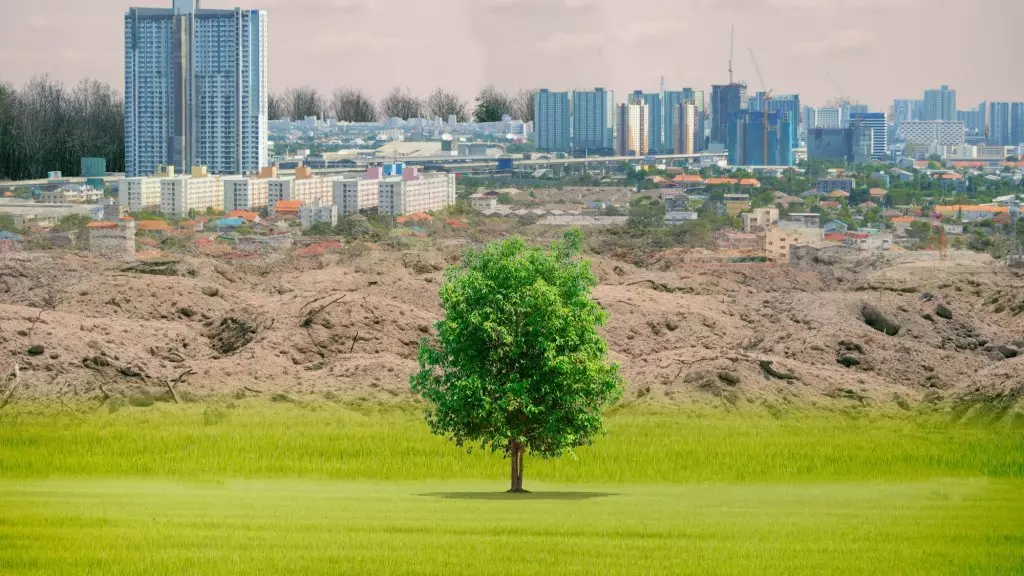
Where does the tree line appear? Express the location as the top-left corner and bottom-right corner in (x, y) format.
(0, 77), (124, 181)
(270, 86), (536, 125)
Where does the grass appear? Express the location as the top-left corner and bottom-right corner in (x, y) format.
(0, 402), (1022, 575)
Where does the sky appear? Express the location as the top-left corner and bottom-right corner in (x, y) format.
(1, 0), (1021, 111)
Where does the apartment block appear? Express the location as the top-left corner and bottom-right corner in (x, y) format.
(124, 0), (268, 177)
(159, 166), (223, 217)
(300, 204), (338, 229)
(118, 176), (163, 213)
(333, 167), (384, 215)
(534, 89), (571, 153)
(223, 176), (270, 212)
(616, 102), (649, 157)
(571, 88), (616, 155)
(897, 121), (966, 147)
(267, 167), (334, 211)
(377, 168), (456, 215)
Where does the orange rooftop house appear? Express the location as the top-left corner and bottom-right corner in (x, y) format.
(890, 216), (916, 237)
(739, 178), (762, 188)
(826, 189), (850, 203)
(272, 200), (302, 217)
(934, 205), (1013, 223)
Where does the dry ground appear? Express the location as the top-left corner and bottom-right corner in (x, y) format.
(1, 244), (1022, 413)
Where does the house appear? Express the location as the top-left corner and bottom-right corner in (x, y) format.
(741, 208), (779, 233)
(272, 199), (301, 217)
(858, 201), (879, 210)
(823, 220), (849, 234)
(934, 205), (1013, 223)
(943, 224), (964, 235)
(819, 201), (841, 209)
(826, 190), (851, 202)
(868, 188), (888, 200)
(787, 213), (820, 228)
(738, 178), (762, 188)
(723, 194), (751, 216)
(137, 220), (172, 234)
(705, 178), (740, 186)
(891, 216), (915, 236)
(763, 226), (824, 262)
(817, 178), (855, 195)
(882, 209), (903, 219)
(889, 169), (913, 183)
(469, 191), (500, 212)
(212, 217), (246, 230)
(226, 210), (261, 223)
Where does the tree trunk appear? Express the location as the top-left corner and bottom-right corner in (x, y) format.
(508, 440), (526, 493)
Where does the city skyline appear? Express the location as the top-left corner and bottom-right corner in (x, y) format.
(1, 0), (1021, 111)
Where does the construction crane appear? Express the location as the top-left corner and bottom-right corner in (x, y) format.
(748, 48), (772, 165)
(728, 25), (735, 84)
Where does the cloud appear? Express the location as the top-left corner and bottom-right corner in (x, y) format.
(536, 18), (684, 52)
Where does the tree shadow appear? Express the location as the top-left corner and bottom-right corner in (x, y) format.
(419, 492), (617, 501)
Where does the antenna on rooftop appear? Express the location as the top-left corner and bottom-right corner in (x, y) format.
(728, 25), (735, 84)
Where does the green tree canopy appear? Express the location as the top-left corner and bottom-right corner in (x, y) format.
(410, 230), (623, 492)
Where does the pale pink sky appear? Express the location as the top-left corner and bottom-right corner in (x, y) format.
(1, 0), (1021, 110)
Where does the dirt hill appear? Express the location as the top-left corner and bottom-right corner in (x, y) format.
(1, 245), (1022, 417)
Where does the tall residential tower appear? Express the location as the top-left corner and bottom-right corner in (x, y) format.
(534, 89), (571, 153)
(125, 0), (268, 177)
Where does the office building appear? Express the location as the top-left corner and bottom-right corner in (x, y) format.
(989, 102), (1011, 146)
(898, 121), (966, 147)
(377, 168), (456, 215)
(222, 176), (270, 212)
(922, 85), (956, 121)
(616, 102), (649, 157)
(333, 167), (384, 215)
(710, 83), (747, 145)
(893, 99), (923, 123)
(957, 103), (987, 137)
(673, 102), (699, 155)
(628, 91), (662, 153)
(159, 166), (223, 217)
(571, 88), (615, 155)
(534, 89), (571, 153)
(764, 94), (801, 143)
(849, 112), (888, 160)
(726, 111), (793, 166)
(124, 0), (268, 177)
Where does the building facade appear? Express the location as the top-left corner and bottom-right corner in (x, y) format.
(571, 88), (615, 155)
(710, 83), (747, 145)
(377, 169), (456, 215)
(534, 89), (571, 153)
(118, 176), (163, 213)
(299, 204), (338, 229)
(267, 173), (334, 210)
(892, 99), (923, 123)
(159, 167), (223, 217)
(922, 85), (957, 121)
(957, 103), (987, 138)
(222, 176), (269, 212)
(849, 112), (888, 160)
(898, 121), (966, 147)
(673, 102), (699, 155)
(1011, 102), (1024, 146)
(616, 103), (649, 157)
(989, 102), (1011, 146)
(124, 0), (268, 177)
(727, 111), (793, 166)
(628, 91), (661, 154)
(333, 168), (383, 215)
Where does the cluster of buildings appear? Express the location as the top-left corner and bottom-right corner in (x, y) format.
(117, 162), (456, 224)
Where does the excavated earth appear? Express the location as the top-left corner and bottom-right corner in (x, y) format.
(1, 245), (1023, 418)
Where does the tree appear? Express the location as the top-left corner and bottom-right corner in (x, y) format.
(0, 214), (16, 232)
(426, 89), (468, 122)
(331, 88), (378, 123)
(410, 230), (623, 493)
(473, 86), (512, 123)
(268, 91), (284, 121)
(627, 197), (666, 233)
(285, 86), (325, 120)
(512, 89), (536, 123)
(380, 87), (422, 120)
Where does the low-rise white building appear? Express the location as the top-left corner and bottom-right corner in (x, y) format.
(378, 168), (456, 215)
(333, 167), (383, 215)
(469, 191), (500, 212)
(223, 176), (270, 212)
(159, 167), (223, 217)
(300, 203), (338, 229)
(118, 177), (162, 213)
(42, 186), (104, 204)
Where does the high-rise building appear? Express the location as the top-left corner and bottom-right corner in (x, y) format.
(726, 111), (793, 166)
(803, 106), (843, 130)
(616, 102), (649, 157)
(893, 99), (923, 123)
(629, 91), (662, 153)
(956, 102), (987, 137)
(989, 102), (1011, 146)
(1011, 103), (1024, 146)
(662, 90), (699, 154)
(571, 88), (615, 155)
(765, 94), (801, 144)
(898, 121), (966, 147)
(534, 89), (571, 153)
(673, 102), (699, 155)
(710, 83), (747, 145)
(125, 0), (268, 177)
(922, 85), (957, 121)
(849, 112), (888, 160)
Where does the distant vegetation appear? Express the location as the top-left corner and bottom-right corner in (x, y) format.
(0, 76), (124, 180)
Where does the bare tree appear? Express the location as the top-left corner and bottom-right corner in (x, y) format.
(331, 88), (379, 123)
(426, 89), (468, 123)
(268, 91), (284, 120)
(285, 86), (326, 120)
(513, 89), (536, 123)
(380, 87), (423, 120)
(473, 85), (513, 123)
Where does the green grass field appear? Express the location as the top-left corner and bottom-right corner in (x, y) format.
(1, 402), (1022, 575)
